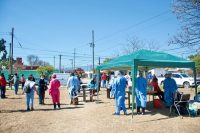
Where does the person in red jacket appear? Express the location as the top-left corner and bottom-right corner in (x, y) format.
(150, 76), (164, 101)
(49, 74), (61, 110)
(21, 74), (25, 90)
(0, 73), (7, 98)
(101, 73), (107, 88)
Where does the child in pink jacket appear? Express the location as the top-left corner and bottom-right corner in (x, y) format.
(49, 74), (61, 110)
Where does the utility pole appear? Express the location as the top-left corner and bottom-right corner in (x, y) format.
(69, 59), (73, 70)
(73, 48), (76, 69)
(98, 57), (101, 65)
(53, 56), (55, 69)
(90, 30), (95, 74)
(9, 43), (12, 74)
(59, 55), (62, 73)
(10, 28), (14, 75)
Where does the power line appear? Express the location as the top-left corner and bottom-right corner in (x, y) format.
(95, 10), (170, 43)
(95, 16), (173, 54)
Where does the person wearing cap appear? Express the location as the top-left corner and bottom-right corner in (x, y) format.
(49, 74), (61, 110)
(136, 71), (147, 115)
(67, 72), (80, 104)
(163, 72), (177, 107)
(111, 71), (128, 115)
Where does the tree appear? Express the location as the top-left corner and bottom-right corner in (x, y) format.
(36, 65), (54, 78)
(169, 0), (200, 52)
(124, 36), (143, 54)
(123, 36), (160, 54)
(0, 38), (7, 60)
(27, 55), (39, 65)
(27, 54), (50, 66)
(103, 58), (112, 64)
(188, 54), (200, 76)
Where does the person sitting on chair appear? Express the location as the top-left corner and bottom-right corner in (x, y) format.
(150, 76), (164, 101)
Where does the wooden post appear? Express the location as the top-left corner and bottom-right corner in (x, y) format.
(89, 89), (93, 102)
(82, 85), (87, 102)
(128, 91), (130, 109)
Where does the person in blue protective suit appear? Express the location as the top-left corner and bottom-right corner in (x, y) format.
(136, 71), (147, 115)
(67, 72), (80, 104)
(111, 71), (128, 115)
(163, 72), (177, 107)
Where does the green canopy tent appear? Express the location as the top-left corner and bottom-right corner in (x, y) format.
(96, 49), (197, 117)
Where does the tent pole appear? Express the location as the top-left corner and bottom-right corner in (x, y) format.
(96, 69), (100, 103)
(193, 67), (197, 98)
(131, 64), (137, 118)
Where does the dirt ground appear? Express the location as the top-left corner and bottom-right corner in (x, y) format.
(0, 83), (200, 133)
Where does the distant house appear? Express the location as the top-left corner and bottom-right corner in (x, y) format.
(13, 57), (39, 70)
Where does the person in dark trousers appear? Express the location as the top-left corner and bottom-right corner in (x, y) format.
(11, 73), (19, 95)
(0, 73), (7, 98)
(38, 75), (47, 104)
(21, 74), (25, 90)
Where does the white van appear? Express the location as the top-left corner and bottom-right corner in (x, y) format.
(53, 73), (70, 86)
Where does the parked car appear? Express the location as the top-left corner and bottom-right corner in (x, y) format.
(158, 73), (200, 88)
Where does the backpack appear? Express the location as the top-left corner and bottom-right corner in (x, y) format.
(24, 83), (31, 93)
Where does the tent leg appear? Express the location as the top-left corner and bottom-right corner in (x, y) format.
(193, 67), (197, 99)
(96, 69), (100, 104)
(131, 65), (137, 118)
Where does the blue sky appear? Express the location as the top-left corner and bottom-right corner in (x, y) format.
(0, 0), (189, 69)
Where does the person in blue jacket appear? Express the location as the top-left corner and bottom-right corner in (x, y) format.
(136, 71), (147, 115)
(163, 72), (178, 107)
(111, 71), (128, 115)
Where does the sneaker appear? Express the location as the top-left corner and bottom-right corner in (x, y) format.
(137, 112), (141, 115)
(112, 112), (120, 115)
(30, 107), (34, 111)
(141, 112), (145, 115)
(26, 107), (30, 111)
(124, 112), (128, 115)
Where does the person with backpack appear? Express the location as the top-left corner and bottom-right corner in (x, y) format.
(0, 73), (7, 98)
(23, 75), (38, 111)
(49, 74), (61, 110)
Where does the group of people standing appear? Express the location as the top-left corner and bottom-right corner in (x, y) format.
(21, 74), (47, 111)
(0, 72), (81, 111)
(108, 70), (178, 116)
(0, 73), (25, 98)
(135, 71), (177, 115)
